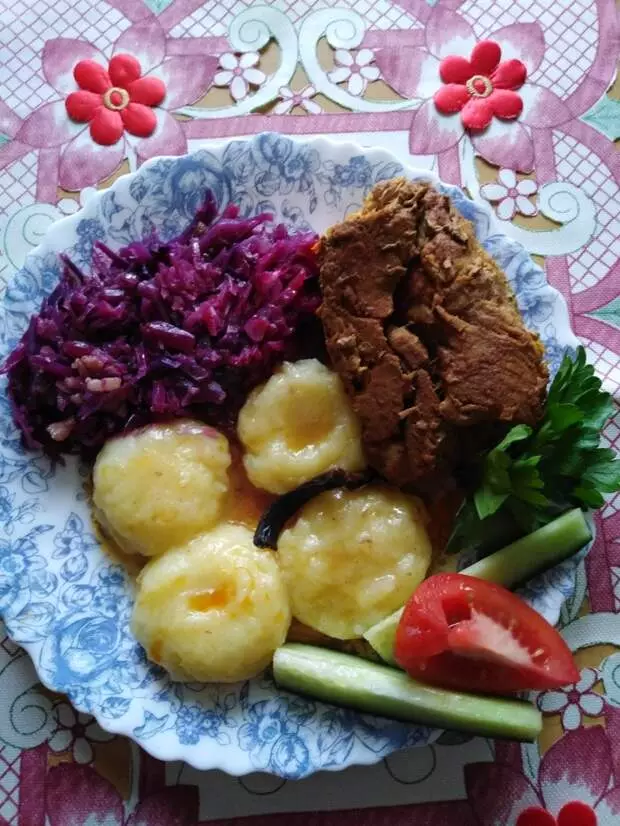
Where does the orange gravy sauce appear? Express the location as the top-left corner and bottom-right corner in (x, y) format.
(187, 585), (234, 612)
(92, 522), (147, 578)
(222, 445), (276, 529)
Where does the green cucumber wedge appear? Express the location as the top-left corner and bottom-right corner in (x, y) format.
(363, 608), (405, 666)
(463, 507), (590, 583)
(364, 508), (591, 665)
(273, 644), (542, 742)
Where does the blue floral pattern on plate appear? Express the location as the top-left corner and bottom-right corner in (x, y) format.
(0, 134), (583, 777)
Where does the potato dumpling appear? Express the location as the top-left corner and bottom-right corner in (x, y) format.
(93, 420), (231, 557)
(237, 359), (365, 494)
(278, 486), (432, 639)
(132, 524), (291, 682)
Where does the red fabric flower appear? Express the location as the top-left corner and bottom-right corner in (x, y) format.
(434, 40), (526, 130)
(517, 800), (598, 826)
(65, 55), (166, 146)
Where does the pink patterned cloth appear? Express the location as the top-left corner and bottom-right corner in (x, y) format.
(0, 1), (618, 824)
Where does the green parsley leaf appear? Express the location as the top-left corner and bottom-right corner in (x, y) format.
(582, 452), (620, 492)
(547, 403), (583, 431)
(448, 346), (620, 553)
(493, 424), (533, 451)
(474, 487), (508, 520)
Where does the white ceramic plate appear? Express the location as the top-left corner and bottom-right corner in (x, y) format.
(0, 134), (582, 777)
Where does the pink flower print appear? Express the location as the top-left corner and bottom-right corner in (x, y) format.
(46, 763), (199, 826)
(213, 52), (266, 102)
(65, 54), (166, 145)
(273, 85), (322, 115)
(434, 41), (526, 130)
(480, 168), (538, 220)
(375, 8), (574, 171)
(537, 667), (604, 731)
(16, 20), (218, 190)
(48, 702), (114, 764)
(517, 800), (596, 826)
(328, 49), (381, 97)
(466, 727), (620, 826)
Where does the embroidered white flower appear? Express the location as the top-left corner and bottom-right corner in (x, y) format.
(537, 667), (604, 730)
(213, 52), (266, 102)
(48, 702), (115, 764)
(480, 168), (538, 221)
(273, 85), (322, 115)
(328, 48), (380, 97)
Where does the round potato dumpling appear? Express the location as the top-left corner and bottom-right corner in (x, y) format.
(93, 420), (231, 557)
(278, 486), (432, 640)
(131, 524), (291, 682)
(237, 359), (365, 494)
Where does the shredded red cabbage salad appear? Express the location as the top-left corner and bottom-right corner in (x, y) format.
(4, 192), (321, 456)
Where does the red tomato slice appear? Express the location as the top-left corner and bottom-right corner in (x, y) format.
(394, 573), (579, 694)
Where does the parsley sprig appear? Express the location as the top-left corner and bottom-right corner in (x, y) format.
(448, 347), (620, 552)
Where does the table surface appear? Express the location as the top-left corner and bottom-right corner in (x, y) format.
(0, 0), (619, 824)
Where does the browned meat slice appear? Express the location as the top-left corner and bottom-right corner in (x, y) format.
(318, 177), (548, 492)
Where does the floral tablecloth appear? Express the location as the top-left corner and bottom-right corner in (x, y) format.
(0, 0), (619, 823)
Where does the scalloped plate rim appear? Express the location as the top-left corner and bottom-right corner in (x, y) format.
(0, 133), (584, 776)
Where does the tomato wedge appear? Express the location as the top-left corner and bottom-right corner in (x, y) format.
(394, 573), (579, 694)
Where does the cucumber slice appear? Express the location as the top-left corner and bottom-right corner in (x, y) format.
(462, 507), (590, 584)
(364, 508), (591, 665)
(273, 644), (542, 742)
(363, 608), (404, 665)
